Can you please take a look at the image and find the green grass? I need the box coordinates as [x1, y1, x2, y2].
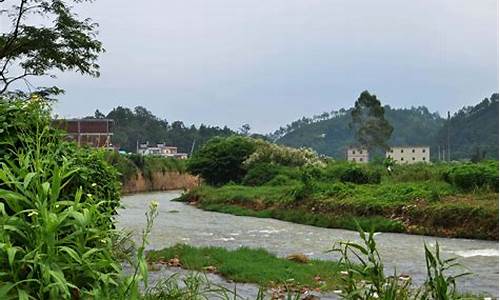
[180, 181, 498, 239]
[201, 203, 405, 233]
[147, 244, 347, 291]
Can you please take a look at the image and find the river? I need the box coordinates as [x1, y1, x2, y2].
[117, 191, 499, 297]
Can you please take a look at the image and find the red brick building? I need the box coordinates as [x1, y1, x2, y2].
[53, 119, 114, 148]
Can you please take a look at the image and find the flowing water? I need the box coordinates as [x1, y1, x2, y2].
[117, 191, 499, 297]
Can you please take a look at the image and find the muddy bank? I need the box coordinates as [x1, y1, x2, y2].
[121, 171, 199, 194]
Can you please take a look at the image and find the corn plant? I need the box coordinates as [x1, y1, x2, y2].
[330, 225, 473, 300]
[416, 243, 472, 300]
[0, 127, 123, 299]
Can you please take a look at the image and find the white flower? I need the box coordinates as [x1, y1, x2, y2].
[28, 211, 38, 217]
[91, 183, 97, 187]
[333, 290, 342, 294]
[86, 193, 92, 198]
[340, 271, 349, 275]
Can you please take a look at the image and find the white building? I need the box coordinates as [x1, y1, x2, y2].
[386, 146, 430, 164]
[137, 142, 188, 159]
[347, 146, 369, 163]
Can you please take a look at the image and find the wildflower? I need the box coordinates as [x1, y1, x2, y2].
[87, 193, 92, 198]
[55, 204, 60, 208]
[91, 183, 97, 187]
[150, 200, 159, 209]
[100, 239, 107, 244]
[340, 271, 349, 275]
[28, 211, 38, 217]
[333, 290, 342, 294]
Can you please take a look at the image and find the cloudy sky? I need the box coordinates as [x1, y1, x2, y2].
[28, 0, 499, 133]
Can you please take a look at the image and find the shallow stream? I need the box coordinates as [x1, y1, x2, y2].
[117, 191, 499, 298]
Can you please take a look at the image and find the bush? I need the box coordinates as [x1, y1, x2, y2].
[187, 136, 257, 186]
[242, 163, 281, 186]
[244, 141, 324, 169]
[266, 174, 300, 186]
[443, 161, 499, 191]
[326, 163, 381, 184]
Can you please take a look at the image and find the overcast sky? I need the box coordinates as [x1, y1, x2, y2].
[27, 0, 499, 133]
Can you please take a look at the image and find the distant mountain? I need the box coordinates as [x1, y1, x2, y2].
[435, 94, 499, 160]
[272, 94, 498, 161]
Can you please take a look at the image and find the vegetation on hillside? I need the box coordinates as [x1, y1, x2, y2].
[92, 106, 236, 153]
[182, 136, 499, 240]
[272, 94, 498, 160]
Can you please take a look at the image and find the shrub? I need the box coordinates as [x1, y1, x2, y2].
[242, 163, 281, 186]
[266, 174, 300, 186]
[104, 150, 139, 181]
[336, 164, 381, 184]
[187, 136, 257, 186]
[443, 162, 499, 191]
[244, 140, 324, 169]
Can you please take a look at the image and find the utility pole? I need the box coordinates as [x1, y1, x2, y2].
[447, 111, 451, 161]
[190, 139, 196, 157]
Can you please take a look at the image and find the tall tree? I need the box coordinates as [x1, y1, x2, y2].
[350, 91, 393, 150]
[0, 0, 104, 94]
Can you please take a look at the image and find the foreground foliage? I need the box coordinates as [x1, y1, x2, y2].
[0, 97, 148, 299]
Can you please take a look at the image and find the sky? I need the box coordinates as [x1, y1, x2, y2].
[16, 0, 500, 133]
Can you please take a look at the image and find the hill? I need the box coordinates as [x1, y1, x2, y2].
[89, 106, 236, 153]
[272, 94, 498, 160]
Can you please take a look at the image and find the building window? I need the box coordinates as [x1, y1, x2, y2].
[352, 158, 356, 161]
[401, 149, 404, 153]
[412, 157, 415, 161]
[412, 149, 415, 153]
[422, 149, 426, 153]
[387, 155, 391, 159]
[360, 158, 363, 162]
[352, 150, 355, 154]
[359, 150, 363, 154]
[423, 157, 426, 160]
[401, 157, 404, 161]
[390, 149, 394, 153]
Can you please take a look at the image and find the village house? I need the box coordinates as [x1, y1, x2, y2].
[346, 146, 369, 163]
[386, 146, 430, 164]
[53, 118, 114, 148]
[137, 142, 188, 159]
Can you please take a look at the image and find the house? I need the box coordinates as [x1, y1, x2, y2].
[347, 146, 369, 163]
[137, 142, 188, 159]
[53, 118, 114, 148]
[386, 146, 430, 164]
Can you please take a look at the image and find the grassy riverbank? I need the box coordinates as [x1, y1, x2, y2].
[147, 244, 346, 292]
[178, 182, 498, 240]
[183, 136, 499, 240]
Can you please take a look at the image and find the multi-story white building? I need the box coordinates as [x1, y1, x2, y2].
[347, 147, 369, 163]
[386, 146, 430, 164]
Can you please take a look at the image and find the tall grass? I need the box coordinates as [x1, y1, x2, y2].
[331, 225, 474, 300]
[0, 128, 123, 299]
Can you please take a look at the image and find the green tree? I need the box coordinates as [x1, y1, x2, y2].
[187, 136, 257, 186]
[0, 0, 104, 94]
[350, 91, 393, 151]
